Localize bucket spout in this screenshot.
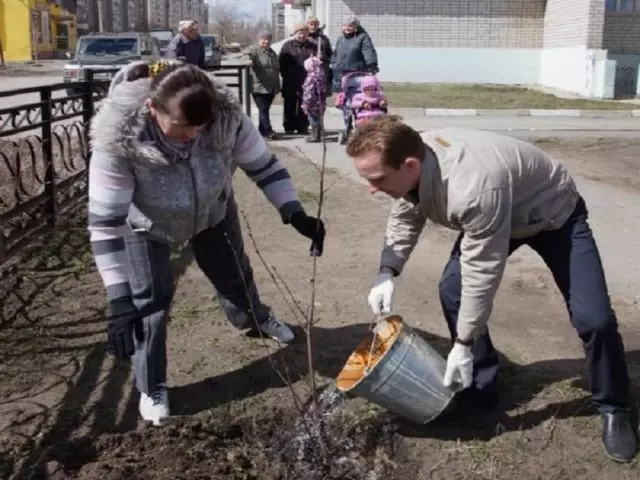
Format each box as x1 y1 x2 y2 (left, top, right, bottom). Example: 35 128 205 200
336 315 456 425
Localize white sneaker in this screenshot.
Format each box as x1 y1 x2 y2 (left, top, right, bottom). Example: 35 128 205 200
139 384 170 426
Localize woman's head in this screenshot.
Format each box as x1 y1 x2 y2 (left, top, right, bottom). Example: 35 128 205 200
342 16 359 35
291 23 308 42
257 31 272 49
306 16 320 34
127 61 215 143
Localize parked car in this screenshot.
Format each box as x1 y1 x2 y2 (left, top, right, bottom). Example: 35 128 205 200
201 34 223 68
63 32 162 96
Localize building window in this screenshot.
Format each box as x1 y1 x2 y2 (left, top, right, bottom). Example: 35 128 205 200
607 0 640 11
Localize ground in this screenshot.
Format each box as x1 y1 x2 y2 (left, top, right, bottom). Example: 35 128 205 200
272 83 638 109
1 142 640 479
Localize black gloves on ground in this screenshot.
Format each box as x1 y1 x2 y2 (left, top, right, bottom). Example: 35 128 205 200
289 211 326 256
107 297 144 360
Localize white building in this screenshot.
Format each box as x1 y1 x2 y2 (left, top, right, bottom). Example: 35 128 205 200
295 0 640 99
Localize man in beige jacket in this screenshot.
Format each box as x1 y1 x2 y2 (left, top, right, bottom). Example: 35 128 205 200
346 115 637 463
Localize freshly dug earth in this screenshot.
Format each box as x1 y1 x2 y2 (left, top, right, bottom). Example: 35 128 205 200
1 144 640 479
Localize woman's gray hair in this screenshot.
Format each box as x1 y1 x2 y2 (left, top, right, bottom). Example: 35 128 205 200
343 15 360 27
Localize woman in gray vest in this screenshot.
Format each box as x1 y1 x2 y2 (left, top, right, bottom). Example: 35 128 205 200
88 60 326 426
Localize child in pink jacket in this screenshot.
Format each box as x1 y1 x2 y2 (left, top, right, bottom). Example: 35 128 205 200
350 75 387 125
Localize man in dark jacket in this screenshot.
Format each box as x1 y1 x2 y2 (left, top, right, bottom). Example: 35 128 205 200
166 20 205 68
278 23 317 135
331 16 378 93
306 16 333 95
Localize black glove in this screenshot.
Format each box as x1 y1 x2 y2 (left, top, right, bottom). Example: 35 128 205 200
288 211 326 256
106 297 144 360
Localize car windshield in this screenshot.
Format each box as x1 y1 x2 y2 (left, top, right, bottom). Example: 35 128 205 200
78 37 138 56
201 36 215 49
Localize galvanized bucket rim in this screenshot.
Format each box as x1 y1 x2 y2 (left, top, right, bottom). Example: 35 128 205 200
337 314 406 393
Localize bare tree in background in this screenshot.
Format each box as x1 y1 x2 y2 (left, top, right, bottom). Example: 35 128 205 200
208 1 272 46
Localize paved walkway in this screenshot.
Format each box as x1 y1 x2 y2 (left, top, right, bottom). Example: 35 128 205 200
264 120 640 305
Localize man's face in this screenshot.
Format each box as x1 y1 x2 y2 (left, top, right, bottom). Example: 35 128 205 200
258 38 271 49
352 151 420 199
307 22 318 33
184 25 198 40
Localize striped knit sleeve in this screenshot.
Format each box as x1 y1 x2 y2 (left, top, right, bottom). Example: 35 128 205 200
232 114 304 220
87 149 134 300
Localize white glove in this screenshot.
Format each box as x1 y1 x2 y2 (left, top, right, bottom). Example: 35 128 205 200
443 342 474 389
367 272 395 315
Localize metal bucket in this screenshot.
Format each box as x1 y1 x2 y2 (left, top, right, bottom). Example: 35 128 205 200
336 315 456 424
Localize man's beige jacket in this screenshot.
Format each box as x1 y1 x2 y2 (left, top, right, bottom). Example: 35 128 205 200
380 128 579 340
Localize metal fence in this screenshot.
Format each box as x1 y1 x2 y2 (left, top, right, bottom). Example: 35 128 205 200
0 64 252 266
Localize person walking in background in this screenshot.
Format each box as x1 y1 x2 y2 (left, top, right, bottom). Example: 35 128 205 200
301 55 326 143
166 20 205 68
244 31 280 139
306 16 333 96
88 59 326 426
278 23 316 135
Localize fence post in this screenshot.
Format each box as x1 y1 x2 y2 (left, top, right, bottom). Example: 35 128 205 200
242 66 251 117
41 87 56 228
82 69 95 161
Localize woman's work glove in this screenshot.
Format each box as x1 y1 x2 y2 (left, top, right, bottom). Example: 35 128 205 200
107 297 144 360
289 211 326 256
443 341 474 389
367 272 395 315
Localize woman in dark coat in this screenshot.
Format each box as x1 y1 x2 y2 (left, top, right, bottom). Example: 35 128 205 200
278 23 317 135
331 16 378 94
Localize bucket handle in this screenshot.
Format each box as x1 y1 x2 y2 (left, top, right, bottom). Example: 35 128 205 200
364 314 382 372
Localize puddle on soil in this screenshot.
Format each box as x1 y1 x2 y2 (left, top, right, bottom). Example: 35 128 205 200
336 315 403 392
277 316 405 470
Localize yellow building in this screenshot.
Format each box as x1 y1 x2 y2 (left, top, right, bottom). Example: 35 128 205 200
0 0 77 62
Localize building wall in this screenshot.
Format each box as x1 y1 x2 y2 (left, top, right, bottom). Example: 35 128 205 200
0 0 32 61
327 0 545 48
543 0 604 48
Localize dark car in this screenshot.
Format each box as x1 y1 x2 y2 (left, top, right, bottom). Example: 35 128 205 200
200 34 223 68
63 32 162 96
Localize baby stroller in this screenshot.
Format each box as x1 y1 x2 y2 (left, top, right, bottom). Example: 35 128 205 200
335 72 387 145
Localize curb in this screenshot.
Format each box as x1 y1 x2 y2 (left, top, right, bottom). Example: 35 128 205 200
265 105 640 118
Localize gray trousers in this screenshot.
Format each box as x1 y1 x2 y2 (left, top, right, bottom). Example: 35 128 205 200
125 195 271 395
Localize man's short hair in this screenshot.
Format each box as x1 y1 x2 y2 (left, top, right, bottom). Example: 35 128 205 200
346 115 426 169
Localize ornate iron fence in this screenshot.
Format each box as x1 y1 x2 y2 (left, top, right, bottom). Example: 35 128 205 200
0 65 252 267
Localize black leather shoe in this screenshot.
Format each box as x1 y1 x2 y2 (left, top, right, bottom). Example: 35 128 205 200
602 412 638 463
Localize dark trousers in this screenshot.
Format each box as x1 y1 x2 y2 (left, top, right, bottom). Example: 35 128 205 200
438 197 630 413
282 90 308 133
252 93 275 136
126 194 270 395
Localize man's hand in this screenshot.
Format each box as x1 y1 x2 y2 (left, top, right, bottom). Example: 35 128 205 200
289 211 326 256
443 342 474 389
379 99 387 108
367 272 395 314
107 297 144 360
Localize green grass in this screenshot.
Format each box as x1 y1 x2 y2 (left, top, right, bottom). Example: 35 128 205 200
381 83 637 109
272 83 636 109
